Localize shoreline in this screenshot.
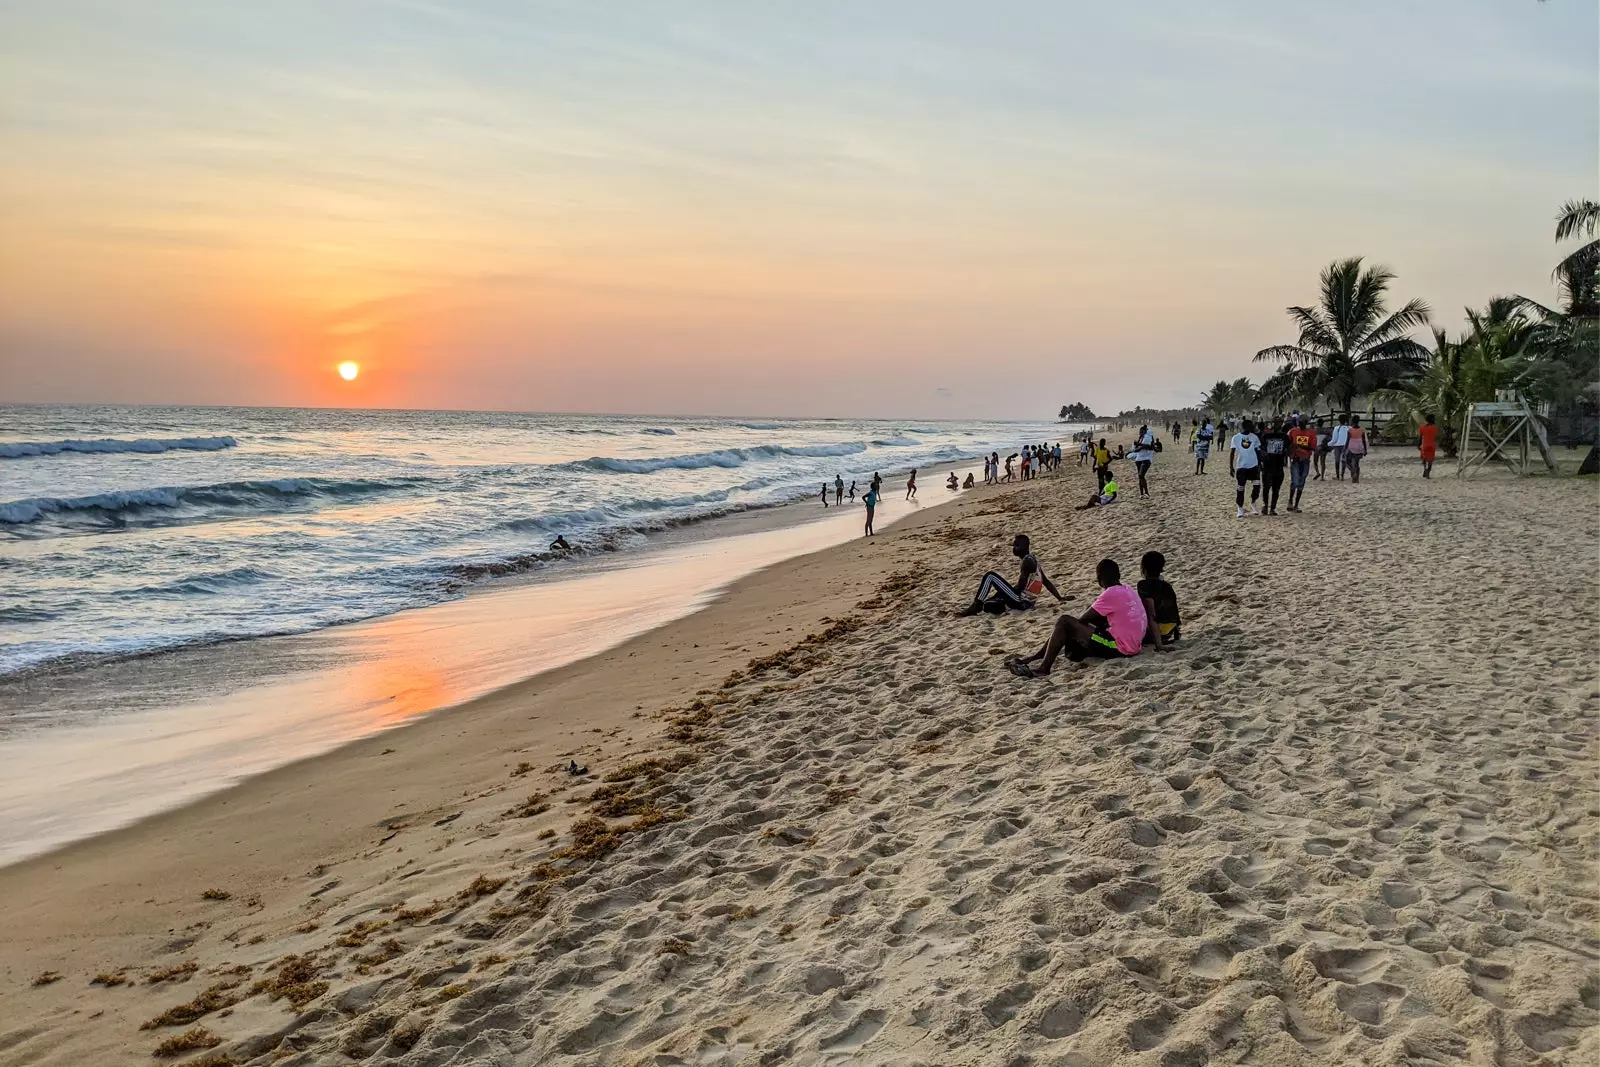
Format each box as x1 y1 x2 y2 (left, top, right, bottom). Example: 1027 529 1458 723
0 453 992 868
5 445 1593 1066
0 460 1017 1067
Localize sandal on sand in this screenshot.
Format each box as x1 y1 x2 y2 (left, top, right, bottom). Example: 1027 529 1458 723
1006 659 1039 679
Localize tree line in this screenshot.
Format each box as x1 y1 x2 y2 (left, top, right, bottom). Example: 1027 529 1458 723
1202 200 1597 456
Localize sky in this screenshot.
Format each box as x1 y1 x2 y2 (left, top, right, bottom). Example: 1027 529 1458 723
1 1 1595 419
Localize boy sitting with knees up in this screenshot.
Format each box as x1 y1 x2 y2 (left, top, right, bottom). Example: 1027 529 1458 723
956 534 1065 616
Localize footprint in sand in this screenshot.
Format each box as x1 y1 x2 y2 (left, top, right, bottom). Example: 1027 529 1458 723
818 1008 885 1051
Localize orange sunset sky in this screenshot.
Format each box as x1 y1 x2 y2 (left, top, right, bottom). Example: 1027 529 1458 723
1 1 1595 418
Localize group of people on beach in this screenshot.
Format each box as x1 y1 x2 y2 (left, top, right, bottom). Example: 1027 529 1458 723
983 442 1064 485
944 407 1449 678
957 534 1180 676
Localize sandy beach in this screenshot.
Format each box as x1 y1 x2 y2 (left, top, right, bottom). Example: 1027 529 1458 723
3 445 1596 1066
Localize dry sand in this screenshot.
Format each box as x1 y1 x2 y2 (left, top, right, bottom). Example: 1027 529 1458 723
3 445 1597 1066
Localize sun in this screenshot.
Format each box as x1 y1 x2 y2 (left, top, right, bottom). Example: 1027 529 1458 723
337 361 360 381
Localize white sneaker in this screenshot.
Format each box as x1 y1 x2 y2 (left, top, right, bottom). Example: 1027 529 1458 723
1250 506 1260 516
1236 507 1245 518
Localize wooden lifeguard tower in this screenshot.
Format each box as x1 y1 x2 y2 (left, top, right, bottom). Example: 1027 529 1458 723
1457 391 1557 476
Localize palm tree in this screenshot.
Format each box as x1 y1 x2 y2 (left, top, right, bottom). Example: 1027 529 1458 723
1376 328 1465 456
1200 378 1255 419
1551 199 1600 319
1255 257 1431 415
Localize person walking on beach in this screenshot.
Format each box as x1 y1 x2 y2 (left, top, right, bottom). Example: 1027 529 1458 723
1093 438 1112 489
956 533 1064 616
1328 414 1350 481
1286 416 1317 512
1418 414 1439 478
834 474 844 505
1312 417 1330 480
906 469 918 500
871 471 882 497
848 479 857 502
1259 417 1289 516
1132 426 1155 498
1195 420 1214 474
821 484 830 508
1229 418 1263 518
1344 416 1369 483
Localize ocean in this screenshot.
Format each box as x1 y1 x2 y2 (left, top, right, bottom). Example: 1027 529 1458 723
1 405 1064 680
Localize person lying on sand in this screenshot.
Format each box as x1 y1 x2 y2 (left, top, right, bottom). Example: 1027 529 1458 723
1006 558 1167 676
956 534 1065 616
1075 479 1119 510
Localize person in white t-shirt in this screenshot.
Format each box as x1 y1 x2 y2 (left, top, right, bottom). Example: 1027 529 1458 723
1327 414 1351 481
1131 425 1156 498
1229 419 1264 518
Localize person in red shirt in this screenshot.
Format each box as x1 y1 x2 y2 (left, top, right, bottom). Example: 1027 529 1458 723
1418 414 1439 478
1285 416 1318 513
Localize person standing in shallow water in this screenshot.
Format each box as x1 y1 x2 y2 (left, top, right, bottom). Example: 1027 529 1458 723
834 474 844 505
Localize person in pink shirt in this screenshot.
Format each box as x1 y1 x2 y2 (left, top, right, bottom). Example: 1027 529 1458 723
1006 558 1168 677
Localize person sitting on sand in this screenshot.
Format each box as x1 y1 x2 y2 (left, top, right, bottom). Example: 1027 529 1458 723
549 535 572 553
1006 558 1167 677
1075 479 1120 510
956 534 1064 616
962 472 975 488
947 472 959 490
1136 551 1181 645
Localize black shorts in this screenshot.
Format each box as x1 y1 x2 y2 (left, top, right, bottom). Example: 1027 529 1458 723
1080 626 1131 660
1235 467 1260 485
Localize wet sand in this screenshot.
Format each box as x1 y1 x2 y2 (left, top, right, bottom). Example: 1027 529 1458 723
0 475 956 866
3 446 1596 1066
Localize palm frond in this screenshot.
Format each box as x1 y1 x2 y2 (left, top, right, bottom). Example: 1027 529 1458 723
1554 199 1600 243
1357 298 1432 352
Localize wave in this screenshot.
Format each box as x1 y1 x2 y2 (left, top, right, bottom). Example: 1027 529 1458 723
115 566 275 598
574 442 866 475
0 435 238 459
737 422 784 431
0 475 427 529
871 436 920 447
640 427 676 436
